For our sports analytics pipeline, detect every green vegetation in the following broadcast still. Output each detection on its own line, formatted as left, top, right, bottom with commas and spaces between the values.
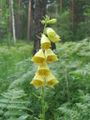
0, 39, 90, 120
0, 0, 90, 119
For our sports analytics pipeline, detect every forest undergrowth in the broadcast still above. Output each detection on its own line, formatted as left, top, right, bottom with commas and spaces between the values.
0, 38, 90, 120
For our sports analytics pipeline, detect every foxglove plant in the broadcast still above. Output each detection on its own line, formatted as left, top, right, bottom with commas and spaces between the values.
30, 16, 61, 120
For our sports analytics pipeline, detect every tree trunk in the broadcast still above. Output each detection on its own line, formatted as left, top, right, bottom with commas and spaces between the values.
15, 0, 21, 39
70, 0, 78, 39
9, 0, 16, 44
33, 0, 47, 54
27, 0, 32, 41
70, 0, 84, 40
70, 0, 75, 33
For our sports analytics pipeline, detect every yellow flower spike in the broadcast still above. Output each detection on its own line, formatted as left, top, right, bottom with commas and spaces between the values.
41, 34, 51, 49
37, 63, 50, 76
32, 49, 46, 64
46, 27, 60, 43
45, 49, 58, 63
30, 74, 45, 88
46, 73, 59, 88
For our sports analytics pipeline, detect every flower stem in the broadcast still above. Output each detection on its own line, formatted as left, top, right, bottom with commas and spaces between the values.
41, 87, 45, 120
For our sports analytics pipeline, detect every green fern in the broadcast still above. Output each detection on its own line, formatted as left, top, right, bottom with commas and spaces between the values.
0, 88, 34, 120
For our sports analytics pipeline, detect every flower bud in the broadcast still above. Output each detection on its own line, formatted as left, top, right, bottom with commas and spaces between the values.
41, 20, 45, 24
47, 19, 57, 24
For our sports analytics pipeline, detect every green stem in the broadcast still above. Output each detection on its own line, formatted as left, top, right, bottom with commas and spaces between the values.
41, 87, 45, 120
43, 22, 47, 34
64, 67, 70, 101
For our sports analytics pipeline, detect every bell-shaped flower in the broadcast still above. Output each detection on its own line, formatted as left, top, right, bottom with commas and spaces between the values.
51, 34, 60, 42
41, 34, 51, 49
32, 49, 46, 64
30, 74, 44, 88
46, 27, 56, 37
45, 49, 58, 63
46, 27, 60, 43
37, 63, 50, 76
46, 73, 59, 88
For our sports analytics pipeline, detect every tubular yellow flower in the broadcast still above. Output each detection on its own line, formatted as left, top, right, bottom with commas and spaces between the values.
30, 74, 44, 88
46, 27, 56, 37
45, 49, 58, 63
37, 63, 50, 76
46, 27, 60, 43
52, 34, 60, 42
46, 73, 59, 87
41, 34, 51, 49
32, 49, 46, 64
